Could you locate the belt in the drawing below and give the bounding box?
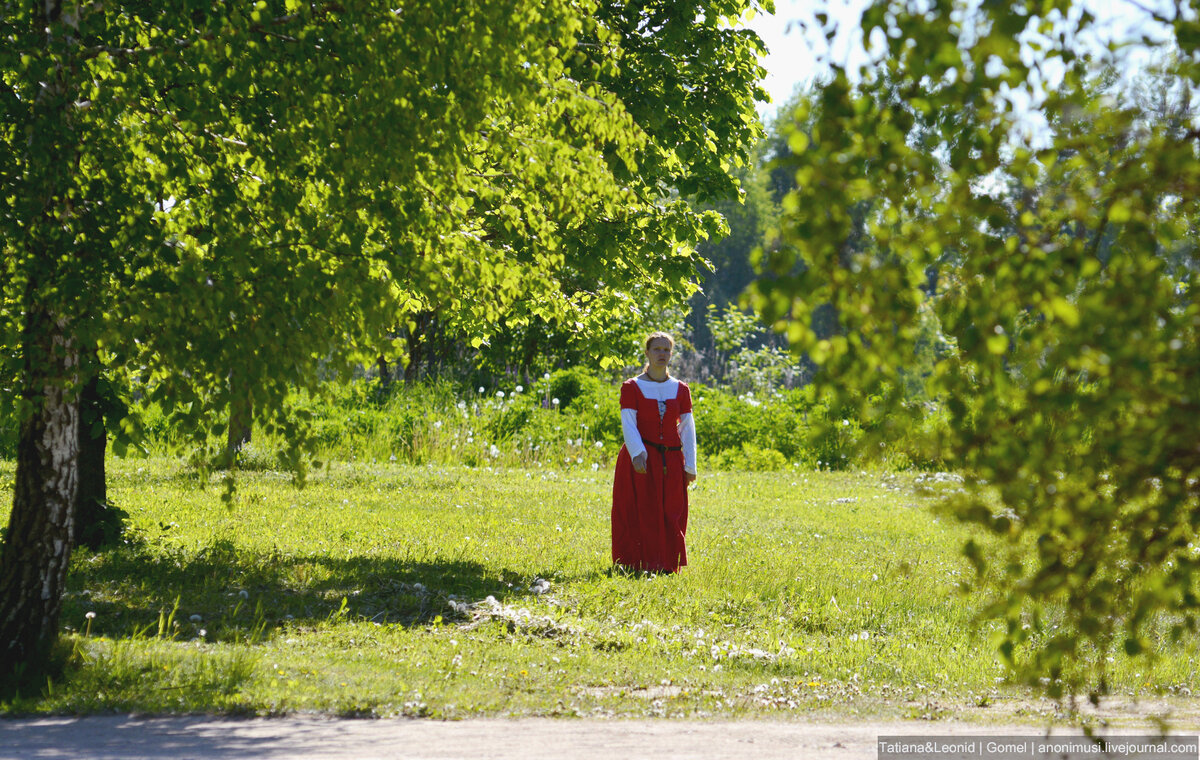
[641,439,682,453]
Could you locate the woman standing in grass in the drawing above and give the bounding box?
[611,331,697,573]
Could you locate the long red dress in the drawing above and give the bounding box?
[611,378,692,572]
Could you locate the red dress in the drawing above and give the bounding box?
[611,378,692,572]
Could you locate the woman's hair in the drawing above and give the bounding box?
[642,331,675,374]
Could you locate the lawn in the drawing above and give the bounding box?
[1,458,1196,719]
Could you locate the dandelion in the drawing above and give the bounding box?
[84,611,96,637]
[543,373,550,380]
[189,614,203,623]
[594,440,603,448]
[552,398,560,406]
[515,385,523,393]
[496,391,505,398]
[478,386,484,394]
[238,589,249,600]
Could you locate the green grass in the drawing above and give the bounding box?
[2,458,1198,719]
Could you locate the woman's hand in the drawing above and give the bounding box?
[685,471,697,485]
[632,452,647,473]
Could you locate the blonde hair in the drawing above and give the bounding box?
[642,331,675,374]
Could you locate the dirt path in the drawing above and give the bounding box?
[3,715,1199,760]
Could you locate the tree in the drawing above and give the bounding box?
[382,0,775,381]
[759,0,1200,700]
[0,0,768,685]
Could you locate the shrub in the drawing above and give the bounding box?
[710,442,788,472]
[546,367,605,411]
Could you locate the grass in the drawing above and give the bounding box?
[2,457,1199,720]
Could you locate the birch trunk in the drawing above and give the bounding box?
[0,312,80,682]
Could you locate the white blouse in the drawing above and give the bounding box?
[620,377,697,474]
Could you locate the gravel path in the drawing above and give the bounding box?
[3,716,1199,760]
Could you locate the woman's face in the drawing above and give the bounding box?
[645,338,673,372]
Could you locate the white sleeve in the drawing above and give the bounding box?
[678,412,696,474]
[621,408,646,459]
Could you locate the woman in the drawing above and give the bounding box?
[611,331,697,573]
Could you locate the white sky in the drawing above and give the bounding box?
[745,0,869,118]
[745,0,1183,122]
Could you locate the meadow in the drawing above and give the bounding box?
[1,377,1198,721]
[3,452,1198,721]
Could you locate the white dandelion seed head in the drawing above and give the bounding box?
[189,614,203,623]
[85,611,96,620]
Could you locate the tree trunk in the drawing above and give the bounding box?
[75,373,122,551]
[376,355,393,398]
[403,325,425,385]
[225,374,253,465]
[0,312,80,684]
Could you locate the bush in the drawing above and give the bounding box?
[546,367,605,411]
[710,442,788,472]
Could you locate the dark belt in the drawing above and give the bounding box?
[642,439,682,454]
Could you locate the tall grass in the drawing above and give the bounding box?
[119,372,941,473]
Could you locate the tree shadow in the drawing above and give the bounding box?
[61,538,570,643]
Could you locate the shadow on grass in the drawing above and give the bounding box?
[62,537,577,644]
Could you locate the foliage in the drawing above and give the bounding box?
[758,1,1200,699]
[547,367,609,412]
[685,152,782,368]
[708,442,787,472]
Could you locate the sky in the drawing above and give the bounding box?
[744,0,1182,122]
[745,0,869,119]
